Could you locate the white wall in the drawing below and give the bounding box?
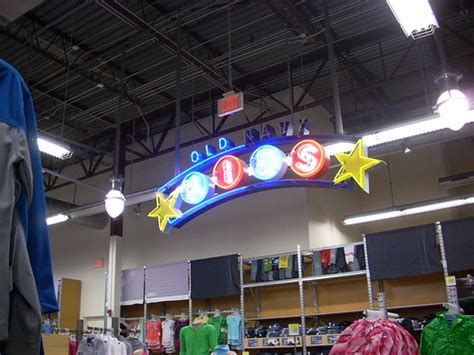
[46,88,474,319]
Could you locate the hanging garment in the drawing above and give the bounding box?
[344,245,361,271]
[0,60,58,314]
[208,316,227,345]
[250,260,258,282]
[226,315,242,349]
[330,319,418,355]
[179,324,217,355]
[327,248,346,274]
[420,312,474,355]
[77,334,107,355]
[320,250,331,272]
[174,319,189,351]
[145,320,163,352]
[312,251,323,275]
[355,244,366,270]
[285,255,294,279]
[0,59,58,354]
[161,319,175,353]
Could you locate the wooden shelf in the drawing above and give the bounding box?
[244,335,341,349]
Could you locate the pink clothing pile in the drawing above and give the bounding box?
[330,319,418,355]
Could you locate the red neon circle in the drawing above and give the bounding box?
[289,139,329,178]
[212,155,247,190]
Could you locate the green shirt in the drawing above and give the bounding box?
[263,258,272,272]
[420,312,474,355]
[179,324,217,355]
[208,316,227,345]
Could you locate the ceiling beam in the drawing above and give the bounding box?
[98,0,228,91]
[0,27,143,107]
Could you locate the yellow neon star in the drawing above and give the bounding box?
[333,139,383,193]
[148,190,182,233]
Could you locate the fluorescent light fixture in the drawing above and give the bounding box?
[436,89,470,131]
[387,0,439,39]
[343,194,474,225]
[325,115,460,154]
[37,136,72,159]
[46,213,69,226]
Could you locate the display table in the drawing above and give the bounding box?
[42,334,69,355]
[244,334,340,349]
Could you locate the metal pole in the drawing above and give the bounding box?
[297,245,307,355]
[436,222,459,308]
[57,278,62,327]
[286,28,295,127]
[377,281,387,320]
[363,236,374,309]
[76,319,84,341]
[434,31,448,75]
[188,261,193,320]
[227,0,233,90]
[104,271,109,330]
[143,266,147,340]
[113,48,125,177]
[175,13,182,176]
[239,254,245,349]
[323,0,343,135]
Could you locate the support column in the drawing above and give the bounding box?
[107,235,122,325]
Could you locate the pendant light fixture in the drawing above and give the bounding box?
[105,177,125,219]
[105,46,126,219]
[435,74,470,131]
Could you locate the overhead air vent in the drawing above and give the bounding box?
[439,171,474,189]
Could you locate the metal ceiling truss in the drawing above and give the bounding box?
[1,0,469,193]
[45,97,322,192]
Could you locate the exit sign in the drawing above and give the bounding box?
[218,91,244,117]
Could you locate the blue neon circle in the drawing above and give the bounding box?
[249,145,287,181]
[180,172,214,205]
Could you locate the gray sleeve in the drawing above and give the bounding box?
[0,122,32,342]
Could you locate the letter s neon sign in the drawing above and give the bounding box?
[289,139,329,178]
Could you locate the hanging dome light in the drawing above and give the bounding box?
[436,89,470,131]
[105,189,125,218]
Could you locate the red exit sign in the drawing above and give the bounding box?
[218,91,244,117]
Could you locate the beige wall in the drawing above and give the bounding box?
[46,88,474,319]
[307,136,474,248]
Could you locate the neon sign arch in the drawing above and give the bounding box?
[148,129,382,233]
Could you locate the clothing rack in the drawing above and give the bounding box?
[47,326,75,335]
[149,314,189,320]
[86,326,115,335]
[188,309,241,318]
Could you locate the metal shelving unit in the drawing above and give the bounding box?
[242,242,369,354]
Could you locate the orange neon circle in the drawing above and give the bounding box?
[289,139,329,178]
[212,155,247,190]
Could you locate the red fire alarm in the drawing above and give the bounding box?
[94,258,104,269]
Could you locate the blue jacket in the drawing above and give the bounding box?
[0,59,58,315]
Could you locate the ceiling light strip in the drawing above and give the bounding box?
[343,194,474,225]
[46,214,69,226]
[325,111,474,155]
[37,136,72,159]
